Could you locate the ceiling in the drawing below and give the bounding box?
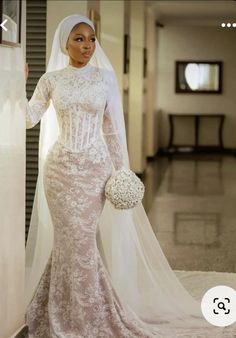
[147,0,236,27]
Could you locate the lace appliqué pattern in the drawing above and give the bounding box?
[25,65,160,337]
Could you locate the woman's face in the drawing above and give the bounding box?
[66,22,96,67]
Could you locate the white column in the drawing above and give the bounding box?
[0,47,26,338]
[100,0,124,96]
[146,5,158,157]
[128,0,145,173]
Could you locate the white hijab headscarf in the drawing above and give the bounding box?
[25,14,233,336]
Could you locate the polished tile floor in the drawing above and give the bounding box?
[146,154,236,273]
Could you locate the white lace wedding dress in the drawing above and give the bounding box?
[25,63,236,337]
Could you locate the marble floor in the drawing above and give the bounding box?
[146,154,236,273]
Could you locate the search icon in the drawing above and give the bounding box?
[217,302,226,311]
[201,285,236,327]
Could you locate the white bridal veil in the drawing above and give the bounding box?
[25,15,235,337]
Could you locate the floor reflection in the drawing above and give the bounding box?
[146,154,236,273]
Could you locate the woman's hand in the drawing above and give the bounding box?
[25,63,29,81]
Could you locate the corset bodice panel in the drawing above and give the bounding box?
[48,64,109,152]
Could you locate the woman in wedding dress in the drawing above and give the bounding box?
[25,14,236,337]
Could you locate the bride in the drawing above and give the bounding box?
[24,14,235,337]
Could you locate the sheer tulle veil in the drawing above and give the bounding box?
[25,14,231,336]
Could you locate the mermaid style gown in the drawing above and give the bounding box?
[25,63,236,338]
[25,63,162,338]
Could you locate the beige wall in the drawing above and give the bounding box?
[156,26,236,149]
[46,0,87,64]
[87,0,100,13]
[100,0,124,94]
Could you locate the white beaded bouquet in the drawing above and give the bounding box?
[105,168,145,209]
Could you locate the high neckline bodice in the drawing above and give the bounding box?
[67,63,91,73]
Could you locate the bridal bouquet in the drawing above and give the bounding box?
[105,168,145,209]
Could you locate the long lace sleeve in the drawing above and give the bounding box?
[26,73,51,129]
[102,75,125,171]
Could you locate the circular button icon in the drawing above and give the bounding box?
[201,285,236,327]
